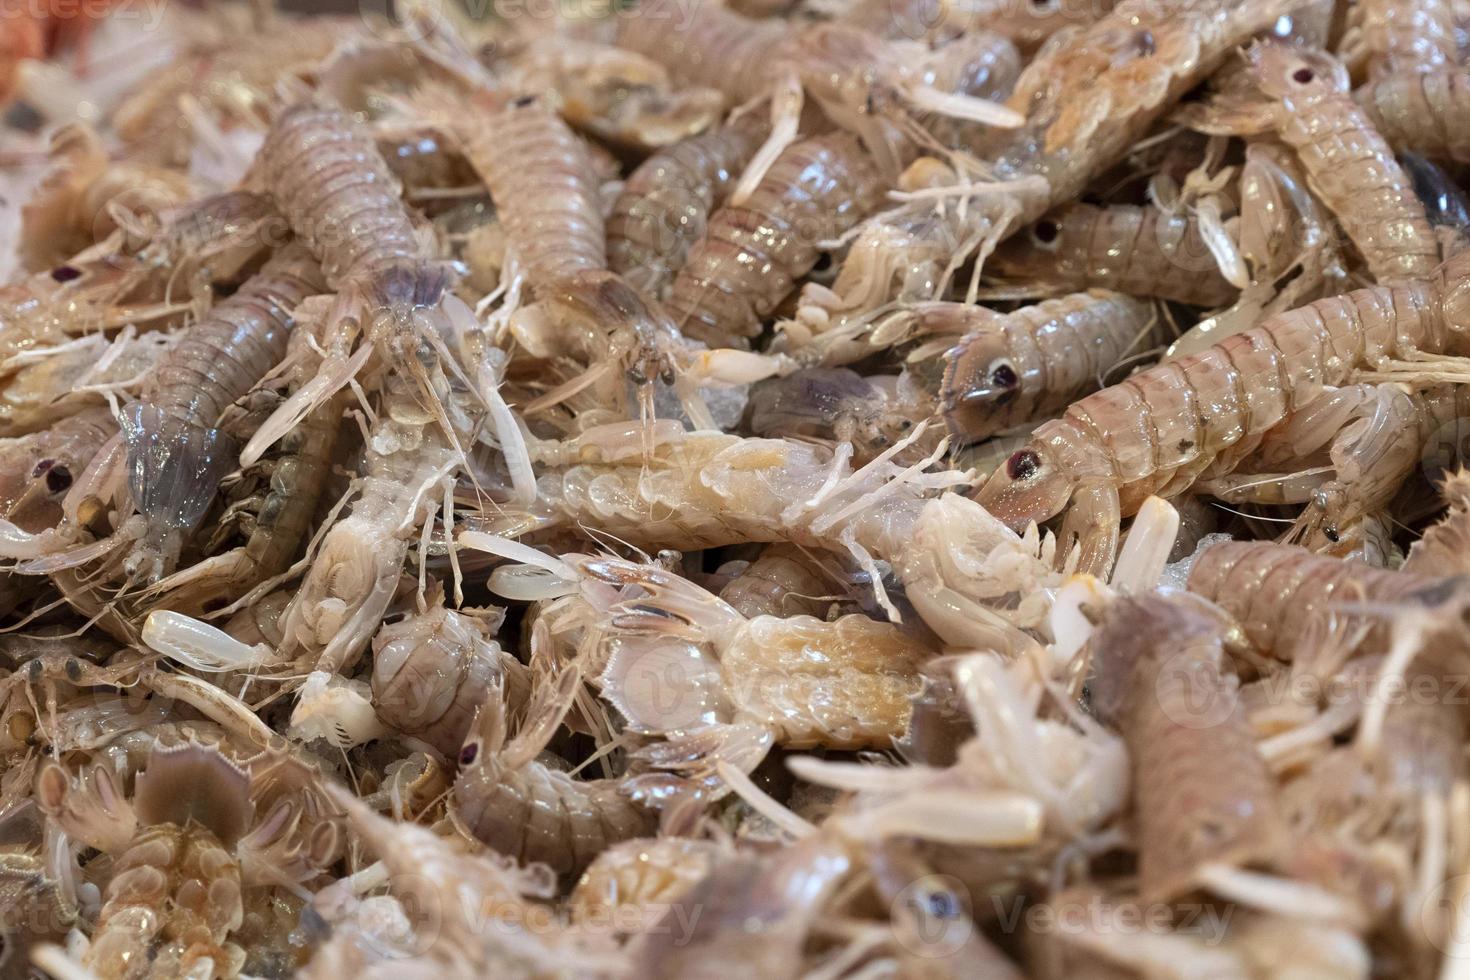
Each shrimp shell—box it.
[254,104,423,288]
[666,131,890,345]
[745,367,934,462]
[589,557,929,750]
[569,838,721,928]
[717,543,834,619]
[455,95,608,292]
[451,670,657,879]
[84,822,246,980]
[607,117,767,298]
[1358,0,1459,78]
[973,268,1462,573]
[1358,66,1470,165]
[989,203,1239,306]
[119,243,324,579]
[370,603,529,759]
[1186,539,1451,661]
[1088,593,1288,902]
[1241,43,1439,283]
[939,290,1159,444]
[613,0,794,104]
[134,242,322,438]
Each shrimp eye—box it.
[459,743,479,766]
[1291,67,1314,84]
[1006,449,1041,481]
[512,95,536,108]
[50,265,81,283]
[989,362,1019,389]
[44,465,72,494]
[1031,220,1059,247]
[1030,0,1057,9]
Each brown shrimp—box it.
[973,259,1468,575]
[612,0,798,105]
[625,835,853,977]
[989,203,1239,306]
[1087,592,1289,903]
[452,93,607,293]
[917,30,1025,147]
[1185,539,1458,661]
[252,103,426,290]
[617,6,1020,146]
[930,0,1117,51]
[666,130,892,346]
[143,334,345,618]
[280,382,461,682]
[806,0,1290,334]
[1358,0,1459,80]
[0,404,114,533]
[370,600,529,759]
[937,290,1159,445]
[1192,43,1439,283]
[127,190,282,288]
[421,86,681,390]
[451,668,658,880]
[117,243,324,583]
[1202,382,1470,552]
[1358,66,1470,165]
[606,116,768,298]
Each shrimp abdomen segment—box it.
[461,98,607,292]
[667,131,888,345]
[608,119,766,297]
[256,103,421,287]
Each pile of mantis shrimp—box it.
[11,0,1470,973]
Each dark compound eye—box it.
[459,743,479,766]
[513,94,536,108]
[45,465,72,494]
[990,363,1019,389]
[1032,220,1059,245]
[1006,449,1041,481]
[1291,67,1314,84]
[50,265,81,283]
[31,458,54,478]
